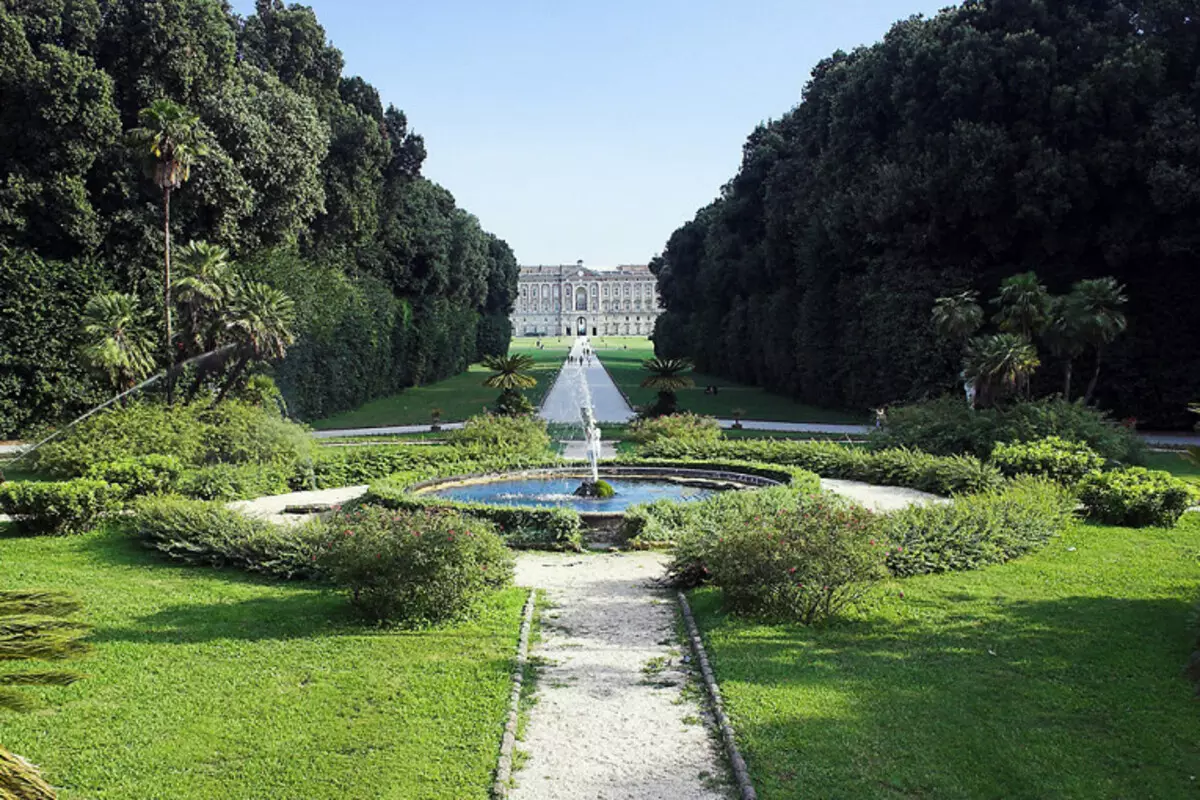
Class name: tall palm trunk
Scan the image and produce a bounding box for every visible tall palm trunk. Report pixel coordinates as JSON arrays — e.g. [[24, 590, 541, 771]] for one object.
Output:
[[163, 185, 174, 405], [1083, 347, 1103, 404], [1062, 359, 1073, 401]]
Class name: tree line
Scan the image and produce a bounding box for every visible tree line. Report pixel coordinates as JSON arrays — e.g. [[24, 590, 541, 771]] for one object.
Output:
[[650, 0, 1200, 427], [0, 0, 519, 437]]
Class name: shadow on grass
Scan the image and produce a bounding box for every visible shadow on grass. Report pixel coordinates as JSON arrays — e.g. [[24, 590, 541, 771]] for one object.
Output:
[[693, 590, 1200, 799]]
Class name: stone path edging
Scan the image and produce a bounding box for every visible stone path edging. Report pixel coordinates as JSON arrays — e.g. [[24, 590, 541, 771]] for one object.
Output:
[[677, 590, 758, 800], [493, 588, 537, 799]]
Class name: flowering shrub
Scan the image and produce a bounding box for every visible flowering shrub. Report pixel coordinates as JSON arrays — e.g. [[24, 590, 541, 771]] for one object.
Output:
[[692, 493, 888, 624], [629, 413, 721, 446], [1077, 467, 1196, 528], [320, 506, 514, 624], [989, 436, 1104, 484]]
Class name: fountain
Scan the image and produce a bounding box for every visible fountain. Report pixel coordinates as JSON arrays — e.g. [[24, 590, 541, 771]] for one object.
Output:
[[573, 404, 606, 497]]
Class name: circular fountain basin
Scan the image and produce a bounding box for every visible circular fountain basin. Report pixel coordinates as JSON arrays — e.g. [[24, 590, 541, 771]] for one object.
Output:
[[412, 467, 781, 516]]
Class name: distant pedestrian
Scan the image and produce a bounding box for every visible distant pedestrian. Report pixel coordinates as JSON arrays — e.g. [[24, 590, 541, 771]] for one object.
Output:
[[874, 407, 887, 429]]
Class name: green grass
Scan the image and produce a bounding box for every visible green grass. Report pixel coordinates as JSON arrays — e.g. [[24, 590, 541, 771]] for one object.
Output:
[[310, 340, 569, 429], [592, 339, 863, 424], [1146, 450, 1200, 484], [0, 525, 525, 799], [689, 517, 1200, 799]]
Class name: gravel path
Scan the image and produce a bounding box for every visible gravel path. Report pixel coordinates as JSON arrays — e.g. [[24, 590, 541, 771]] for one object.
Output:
[[512, 551, 729, 800], [820, 478, 948, 512], [227, 485, 368, 525]]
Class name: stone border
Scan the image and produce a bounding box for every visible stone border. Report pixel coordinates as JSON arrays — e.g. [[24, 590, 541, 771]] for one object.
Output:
[[677, 590, 758, 800], [492, 588, 537, 798]]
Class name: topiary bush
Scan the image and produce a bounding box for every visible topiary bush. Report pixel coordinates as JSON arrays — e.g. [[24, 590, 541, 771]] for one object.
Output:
[[1077, 468, 1196, 528], [448, 414, 551, 457], [696, 493, 888, 624], [87, 455, 184, 499], [628, 413, 721, 446], [872, 396, 1146, 463], [880, 477, 1077, 577], [126, 496, 324, 579], [0, 479, 121, 535], [989, 436, 1105, 484], [319, 506, 514, 625]]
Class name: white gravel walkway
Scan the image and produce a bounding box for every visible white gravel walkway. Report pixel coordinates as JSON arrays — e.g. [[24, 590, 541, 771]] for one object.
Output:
[[511, 551, 729, 800], [227, 485, 368, 525], [820, 478, 948, 512]]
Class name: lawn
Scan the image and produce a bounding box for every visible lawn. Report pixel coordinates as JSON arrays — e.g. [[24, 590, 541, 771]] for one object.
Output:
[[310, 339, 569, 429], [1146, 450, 1200, 484], [0, 525, 525, 799], [690, 516, 1200, 799], [592, 339, 863, 424]]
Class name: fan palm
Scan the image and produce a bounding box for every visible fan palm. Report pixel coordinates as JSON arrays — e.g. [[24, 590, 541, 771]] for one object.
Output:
[[1042, 295, 1087, 400], [482, 354, 538, 391], [931, 290, 984, 344], [992, 272, 1050, 340], [963, 334, 1040, 408], [1, 590, 90, 800], [79, 292, 157, 391], [1070, 278, 1127, 404], [640, 357, 694, 416], [173, 240, 232, 357], [129, 99, 209, 401], [216, 281, 296, 401]]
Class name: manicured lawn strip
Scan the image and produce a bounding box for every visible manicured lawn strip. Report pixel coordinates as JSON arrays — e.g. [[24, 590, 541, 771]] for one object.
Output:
[[592, 340, 863, 424], [310, 341, 569, 429], [0, 526, 525, 799], [690, 517, 1200, 799], [1146, 450, 1200, 484]]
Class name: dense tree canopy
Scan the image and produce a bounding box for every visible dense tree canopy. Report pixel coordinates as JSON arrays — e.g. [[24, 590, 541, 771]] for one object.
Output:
[[651, 0, 1200, 427], [0, 0, 517, 435]]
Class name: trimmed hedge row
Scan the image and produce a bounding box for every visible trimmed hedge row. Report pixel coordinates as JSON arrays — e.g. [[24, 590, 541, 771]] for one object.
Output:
[[0, 479, 121, 535], [640, 439, 1001, 495]]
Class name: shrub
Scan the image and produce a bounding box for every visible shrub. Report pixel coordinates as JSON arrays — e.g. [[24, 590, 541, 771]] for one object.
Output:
[[319, 506, 514, 624], [0, 479, 121, 535], [307, 444, 478, 489], [700, 493, 887, 624], [592, 479, 615, 498], [1077, 468, 1196, 528], [873, 396, 1146, 463], [989, 436, 1105, 484], [32, 400, 314, 478], [87, 455, 184, 498], [881, 477, 1076, 577], [176, 462, 294, 501], [641, 438, 1001, 495], [448, 414, 550, 457], [628, 413, 721, 446], [126, 495, 324, 579]]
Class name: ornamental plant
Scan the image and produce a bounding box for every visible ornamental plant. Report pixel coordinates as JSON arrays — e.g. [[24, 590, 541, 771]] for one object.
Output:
[[628, 413, 721, 446], [989, 436, 1105, 484], [702, 493, 888, 624], [320, 506, 514, 625], [1077, 468, 1196, 528]]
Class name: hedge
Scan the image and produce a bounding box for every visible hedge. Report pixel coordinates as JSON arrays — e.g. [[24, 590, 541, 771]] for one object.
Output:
[[1077, 468, 1197, 528], [0, 479, 122, 535]]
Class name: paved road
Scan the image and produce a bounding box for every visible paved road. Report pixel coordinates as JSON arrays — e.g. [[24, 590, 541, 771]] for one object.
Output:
[[539, 337, 636, 424]]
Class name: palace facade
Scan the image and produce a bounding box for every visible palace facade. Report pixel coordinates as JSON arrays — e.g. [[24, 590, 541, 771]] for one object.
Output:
[[511, 262, 662, 337]]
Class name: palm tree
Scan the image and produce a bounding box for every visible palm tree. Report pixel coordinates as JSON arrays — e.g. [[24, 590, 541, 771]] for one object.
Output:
[[931, 290, 984, 344], [482, 354, 538, 415], [1042, 295, 1087, 400], [79, 292, 157, 392], [963, 334, 1040, 408], [173, 240, 232, 357], [992, 272, 1051, 341], [640, 357, 694, 416], [1, 590, 89, 800], [129, 99, 209, 402], [216, 281, 296, 401], [1070, 278, 1127, 404]]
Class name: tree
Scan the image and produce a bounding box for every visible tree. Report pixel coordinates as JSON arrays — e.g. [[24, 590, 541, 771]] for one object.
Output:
[[963, 334, 1040, 409], [79, 291, 157, 392], [172, 240, 232, 358], [932, 290, 984, 344], [1070, 278, 1128, 404], [129, 99, 209, 402], [482, 354, 537, 416], [217, 281, 296, 401], [640, 358, 694, 416], [992, 272, 1050, 342], [1, 590, 90, 800], [1042, 295, 1087, 400]]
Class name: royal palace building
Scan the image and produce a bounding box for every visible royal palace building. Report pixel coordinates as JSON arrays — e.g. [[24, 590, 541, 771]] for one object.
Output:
[[511, 262, 662, 337]]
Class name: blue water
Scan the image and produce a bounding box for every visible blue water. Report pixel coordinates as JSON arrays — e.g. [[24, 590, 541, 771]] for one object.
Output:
[[424, 476, 718, 513]]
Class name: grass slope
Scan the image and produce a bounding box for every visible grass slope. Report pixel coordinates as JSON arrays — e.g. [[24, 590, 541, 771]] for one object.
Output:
[[592, 339, 862, 424], [690, 517, 1200, 799], [0, 525, 524, 799], [311, 340, 569, 429]]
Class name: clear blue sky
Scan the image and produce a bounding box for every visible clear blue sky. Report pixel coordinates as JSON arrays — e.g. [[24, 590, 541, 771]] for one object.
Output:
[[231, 0, 948, 266]]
